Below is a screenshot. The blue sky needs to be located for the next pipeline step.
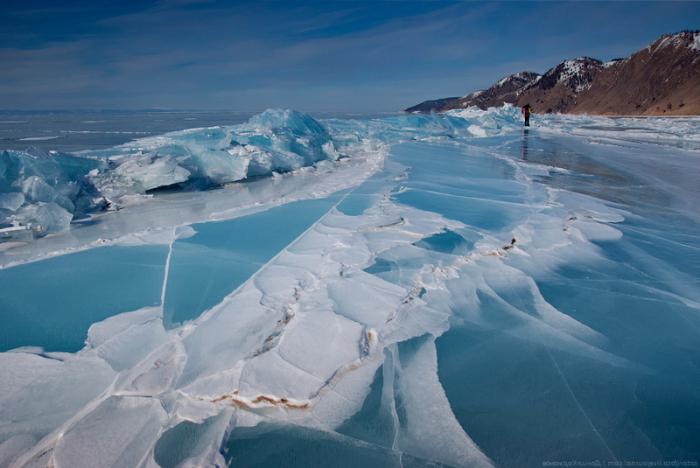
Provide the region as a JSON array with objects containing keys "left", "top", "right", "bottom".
[{"left": 1, "top": 0, "right": 698, "bottom": 112}]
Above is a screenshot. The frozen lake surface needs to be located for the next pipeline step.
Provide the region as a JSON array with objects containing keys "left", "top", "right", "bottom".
[{"left": 1, "top": 107, "right": 699, "bottom": 467}]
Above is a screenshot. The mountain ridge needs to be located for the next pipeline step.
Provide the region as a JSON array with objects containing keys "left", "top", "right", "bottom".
[{"left": 406, "top": 30, "right": 700, "bottom": 115}]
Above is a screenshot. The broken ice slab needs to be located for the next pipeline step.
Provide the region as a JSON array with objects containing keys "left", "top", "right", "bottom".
[
  {"left": 153, "top": 411, "right": 232, "bottom": 468},
  {"left": 0, "top": 139, "right": 379, "bottom": 269},
  {"left": 335, "top": 163, "right": 400, "bottom": 216},
  {"left": 224, "top": 423, "right": 405, "bottom": 468},
  {"left": 162, "top": 194, "right": 342, "bottom": 326},
  {"left": 0, "top": 245, "right": 167, "bottom": 352},
  {"left": 1, "top": 109, "right": 699, "bottom": 466},
  {"left": 51, "top": 396, "right": 168, "bottom": 467},
  {"left": 87, "top": 109, "right": 340, "bottom": 203}
]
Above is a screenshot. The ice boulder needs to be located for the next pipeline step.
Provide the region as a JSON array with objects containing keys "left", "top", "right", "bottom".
[
  {"left": 86, "top": 110, "right": 341, "bottom": 201},
  {"left": 0, "top": 148, "right": 102, "bottom": 237},
  {"left": 328, "top": 109, "right": 517, "bottom": 145},
  {"left": 0, "top": 111, "right": 341, "bottom": 240},
  {"left": 12, "top": 202, "right": 73, "bottom": 235},
  {"left": 0, "top": 192, "right": 24, "bottom": 212},
  {"left": 446, "top": 104, "right": 523, "bottom": 135},
  {"left": 235, "top": 109, "right": 340, "bottom": 176},
  {"left": 88, "top": 150, "right": 193, "bottom": 201}
]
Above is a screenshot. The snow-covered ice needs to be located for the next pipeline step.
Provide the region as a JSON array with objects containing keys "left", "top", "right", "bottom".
[{"left": 1, "top": 107, "right": 699, "bottom": 467}]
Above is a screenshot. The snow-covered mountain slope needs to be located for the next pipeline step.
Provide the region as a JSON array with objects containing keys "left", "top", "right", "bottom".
[
  {"left": 407, "top": 30, "right": 700, "bottom": 115},
  {"left": 573, "top": 30, "right": 700, "bottom": 115},
  {"left": 406, "top": 71, "right": 540, "bottom": 113},
  {"left": 516, "top": 57, "right": 602, "bottom": 113}
]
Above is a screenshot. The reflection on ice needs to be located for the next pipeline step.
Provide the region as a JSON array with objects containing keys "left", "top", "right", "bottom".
[{"left": 1, "top": 108, "right": 699, "bottom": 467}]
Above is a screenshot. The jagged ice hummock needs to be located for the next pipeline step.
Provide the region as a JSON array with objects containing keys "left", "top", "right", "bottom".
[{"left": 1, "top": 106, "right": 699, "bottom": 467}]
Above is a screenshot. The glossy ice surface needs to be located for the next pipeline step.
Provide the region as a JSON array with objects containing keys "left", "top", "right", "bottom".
[{"left": 0, "top": 107, "right": 699, "bottom": 467}]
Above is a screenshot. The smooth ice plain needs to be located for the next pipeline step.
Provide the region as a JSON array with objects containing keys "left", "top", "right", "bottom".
[{"left": 1, "top": 107, "right": 699, "bottom": 467}]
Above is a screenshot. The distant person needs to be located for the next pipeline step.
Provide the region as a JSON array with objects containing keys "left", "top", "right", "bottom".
[{"left": 521, "top": 104, "right": 533, "bottom": 127}]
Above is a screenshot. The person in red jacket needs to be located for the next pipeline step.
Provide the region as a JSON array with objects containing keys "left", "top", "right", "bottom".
[{"left": 521, "top": 104, "right": 533, "bottom": 127}]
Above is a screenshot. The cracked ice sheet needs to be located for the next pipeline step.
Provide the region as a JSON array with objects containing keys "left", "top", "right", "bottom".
[
  {"left": 5, "top": 157, "right": 635, "bottom": 468},
  {"left": 2, "top": 136, "right": 675, "bottom": 467},
  {"left": 0, "top": 109, "right": 698, "bottom": 468},
  {"left": 5, "top": 189, "right": 466, "bottom": 467},
  {"left": 0, "top": 141, "right": 385, "bottom": 269},
  {"left": 2, "top": 133, "right": 644, "bottom": 466}
]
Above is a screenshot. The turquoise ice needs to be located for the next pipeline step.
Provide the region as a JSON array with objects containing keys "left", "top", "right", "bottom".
[{"left": 0, "top": 107, "right": 699, "bottom": 467}]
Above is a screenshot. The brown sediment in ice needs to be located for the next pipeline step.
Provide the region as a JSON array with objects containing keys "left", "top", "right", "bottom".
[{"left": 211, "top": 391, "right": 311, "bottom": 410}]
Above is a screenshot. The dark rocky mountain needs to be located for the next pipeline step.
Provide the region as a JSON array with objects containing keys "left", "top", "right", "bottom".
[
  {"left": 406, "top": 30, "right": 700, "bottom": 115},
  {"left": 404, "top": 96, "right": 460, "bottom": 113},
  {"left": 405, "top": 72, "right": 540, "bottom": 113},
  {"left": 517, "top": 57, "right": 603, "bottom": 113},
  {"left": 571, "top": 31, "right": 700, "bottom": 115}
]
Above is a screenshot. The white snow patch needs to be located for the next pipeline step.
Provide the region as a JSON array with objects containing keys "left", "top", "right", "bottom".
[
  {"left": 691, "top": 32, "right": 700, "bottom": 51},
  {"left": 557, "top": 59, "right": 597, "bottom": 92},
  {"left": 462, "top": 89, "right": 485, "bottom": 99},
  {"left": 18, "top": 136, "right": 60, "bottom": 141}
]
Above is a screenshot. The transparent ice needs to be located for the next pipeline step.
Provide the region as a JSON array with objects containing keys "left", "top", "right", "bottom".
[{"left": 0, "top": 106, "right": 699, "bottom": 467}]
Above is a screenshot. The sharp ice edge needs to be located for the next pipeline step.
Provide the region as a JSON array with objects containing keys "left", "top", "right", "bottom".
[
  {"left": 2, "top": 109, "right": 699, "bottom": 466},
  {"left": 389, "top": 337, "right": 493, "bottom": 467},
  {"left": 0, "top": 109, "right": 342, "bottom": 241},
  {"left": 445, "top": 106, "right": 700, "bottom": 145},
  {"left": 4, "top": 106, "right": 698, "bottom": 249},
  {"left": 4, "top": 153, "right": 641, "bottom": 467},
  {"left": 0, "top": 133, "right": 388, "bottom": 269}
]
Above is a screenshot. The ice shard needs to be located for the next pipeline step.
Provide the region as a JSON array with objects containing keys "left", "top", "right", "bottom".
[{"left": 1, "top": 107, "right": 699, "bottom": 467}]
